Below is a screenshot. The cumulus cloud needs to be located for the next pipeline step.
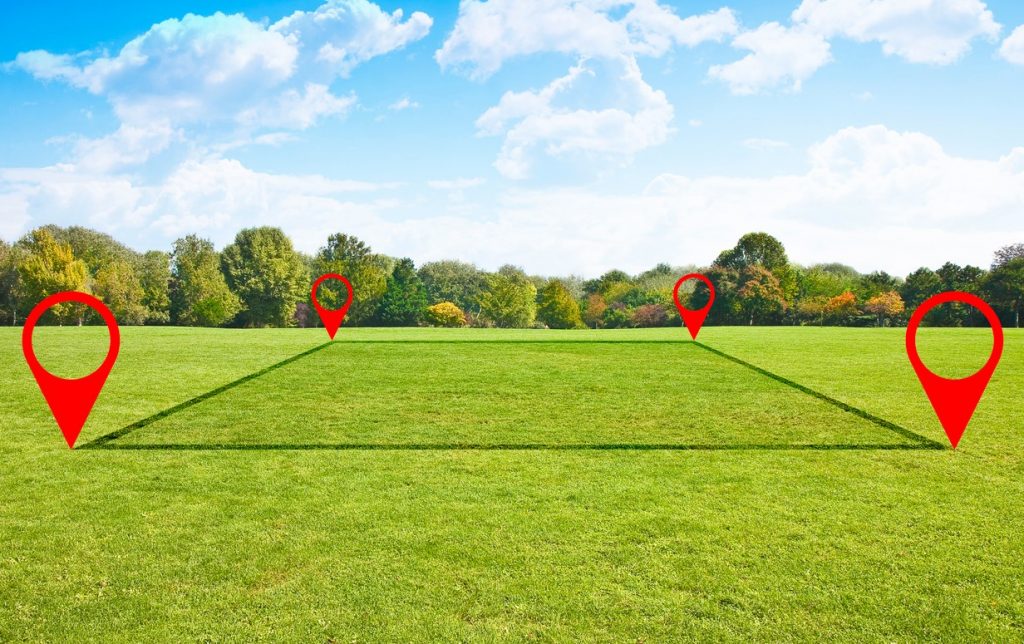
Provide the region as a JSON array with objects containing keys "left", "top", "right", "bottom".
[
  {"left": 2, "top": 126, "right": 1019, "bottom": 276},
  {"left": 1000, "top": 25, "right": 1024, "bottom": 65},
  {"left": 709, "top": 22, "right": 832, "bottom": 94},
  {"left": 793, "top": 0, "right": 1000, "bottom": 64},
  {"left": 711, "top": 0, "right": 1000, "bottom": 94},
  {"left": 436, "top": 1, "right": 737, "bottom": 79},
  {"left": 475, "top": 56, "right": 674, "bottom": 179},
  {"left": 8, "top": 1, "right": 431, "bottom": 167}
]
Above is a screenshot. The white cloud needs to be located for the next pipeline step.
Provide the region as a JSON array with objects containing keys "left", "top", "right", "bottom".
[
  {"left": 388, "top": 97, "right": 420, "bottom": 111},
  {"left": 436, "top": 1, "right": 737, "bottom": 79},
  {"left": 475, "top": 56, "right": 673, "bottom": 179},
  {"left": 743, "top": 137, "right": 790, "bottom": 150},
  {"left": 3, "top": 126, "right": 1019, "bottom": 276},
  {"left": 709, "top": 22, "right": 832, "bottom": 94},
  {"left": 1000, "top": 25, "right": 1024, "bottom": 65},
  {"left": 793, "top": 0, "right": 1001, "bottom": 64},
  {"left": 427, "top": 178, "right": 485, "bottom": 190},
  {"left": 273, "top": 0, "right": 432, "bottom": 76},
  {"left": 9, "top": 1, "right": 432, "bottom": 165}
]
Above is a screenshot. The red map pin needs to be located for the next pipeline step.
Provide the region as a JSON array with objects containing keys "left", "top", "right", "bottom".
[
  {"left": 22, "top": 291, "right": 120, "bottom": 449},
  {"left": 673, "top": 273, "right": 715, "bottom": 340},
  {"left": 311, "top": 273, "right": 354, "bottom": 340},
  {"left": 906, "top": 291, "right": 1003, "bottom": 449}
]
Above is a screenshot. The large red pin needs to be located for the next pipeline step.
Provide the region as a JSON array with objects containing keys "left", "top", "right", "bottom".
[
  {"left": 22, "top": 291, "right": 120, "bottom": 449},
  {"left": 311, "top": 273, "right": 354, "bottom": 340},
  {"left": 906, "top": 291, "right": 1003, "bottom": 449},
  {"left": 673, "top": 273, "right": 715, "bottom": 340}
]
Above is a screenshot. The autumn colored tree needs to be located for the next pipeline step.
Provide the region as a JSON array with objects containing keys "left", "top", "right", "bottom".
[
  {"left": 864, "top": 290, "right": 905, "bottom": 327},
  {"left": 737, "top": 266, "right": 786, "bottom": 325},
  {"left": 582, "top": 294, "right": 607, "bottom": 328},
  {"left": 424, "top": 301, "right": 467, "bottom": 327},
  {"left": 824, "top": 291, "right": 859, "bottom": 324}
]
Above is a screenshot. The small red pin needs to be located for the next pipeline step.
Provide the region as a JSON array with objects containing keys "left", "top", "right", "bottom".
[
  {"left": 906, "top": 291, "right": 1003, "bottom": 449},
  {"left": 22, "top": 292, "right": 120, "bottom": 449},
  {"left": 311, "top": 273, "right": 354, "bottom": 340},
  {"left": 673, "top": 273, "right": 715, "bottom": 340}
]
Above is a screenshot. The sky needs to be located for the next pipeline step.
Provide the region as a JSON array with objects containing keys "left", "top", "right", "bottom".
[{"left": 1, "top": 0, "right": 1023, "bottom": 277}]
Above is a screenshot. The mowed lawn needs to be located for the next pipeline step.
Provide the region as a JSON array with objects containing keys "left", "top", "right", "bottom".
[{"left": 1, "top": 326, "right": 1022, "bottom": 640}]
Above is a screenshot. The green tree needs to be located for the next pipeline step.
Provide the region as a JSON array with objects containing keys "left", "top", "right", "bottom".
[
  {"left": 17, "top": 229, "right": 88, "bottom": 325},
  {"left": 537, "top": 280, "right": 585, "bottom": 329},
  {"left": 933, "top": 262, "right": 987, "bottom": 326},
  {"left": 170, "top": 235, "right": 240, "bottom": 327},
  {"left": 737, "top": 265, "right": 786, "bottom": 325},
  {"left": 418, "top": 260, "right": 486, "bottom": 312},
  {"left": 984, "top": 257, "right": 1024, "bottom": 328},
  {"left": 714, "top": 232, "right": 789, "bottom": 273},
  {"left": 138, "top": 250, "right": 171, "bottom": 324},
  {"left": 992, "top": 243, "right": 1024, "bottom": 269},
  {"left": 35, "top": 225, "right": 138, "bottom": 276},
  {"left": 478, "top": 265, "right": 537, "bottom": 328},
  {"left": 901, "top": 267, "right": 942, "bottom": 310},
  {"left": 313, "top": 233, "right": 389, "bottom": 325},
  {"left": 376, "top": 258, "right": 428, "bottom": 326},
  {"left": 0, "top": 240, "right": 24, "bottom": 325},
  {"left": 857, "top": 271, "right": 902, "bottom": 301},
  {"left": 94, "top": 260, "right": 147, "bottom": 325},
  {"left": 221, "top": 227, "right": 307, "bottom": 327}
]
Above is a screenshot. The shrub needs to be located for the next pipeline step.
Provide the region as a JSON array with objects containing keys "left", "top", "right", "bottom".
[
  {"left": 632, "top": 303, "right": 669, "bottom": 327},
  {"left": 424, "top": 301, "right": 467, "bottom": 327}
]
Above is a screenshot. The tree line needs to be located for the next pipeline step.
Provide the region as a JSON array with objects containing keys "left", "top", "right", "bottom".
[{"left": 0, "top": 226, "right": 1021, "bottom": 329}]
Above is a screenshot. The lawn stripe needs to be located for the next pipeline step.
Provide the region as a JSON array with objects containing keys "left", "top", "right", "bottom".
[
  {"left": 693, "top": 341, "right": 945, "bottom": 448},
  {"left": 89, "top": 442, "right": 943, "bottom": 451},
  {"left": 79, "top": 341, "right": 334, "bottom": 449}
]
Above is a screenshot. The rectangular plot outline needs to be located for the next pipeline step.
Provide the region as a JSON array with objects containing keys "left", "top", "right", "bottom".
[{"left": 80, "top": 340, "right": 946, "bottom": 452}]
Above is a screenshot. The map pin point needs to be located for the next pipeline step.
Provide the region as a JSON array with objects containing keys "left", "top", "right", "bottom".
[
  {"left": 673, "top": 273, "right": 715, "bottom": 340},
  {"left": 906, "top": 291, "right": 1003, "bottom": 449},
  {"left": 311, "top": 273, "right": 354, "bottom": 340},
  {"left": 22, "top": 292, "right": 120, "bottom": 449}
]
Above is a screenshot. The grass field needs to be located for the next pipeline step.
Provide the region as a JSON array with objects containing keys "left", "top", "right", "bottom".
[{"left": 2, "top": 325, "right": 1022, "bottom": 640}]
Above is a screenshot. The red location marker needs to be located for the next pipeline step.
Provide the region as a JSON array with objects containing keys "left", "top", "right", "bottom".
[
  {"left": 673, "top": 273, "right": 715, "bottom": 340},
  {"left": 906, "top": 291, "right": 1003, "bottom": 449},
  {"left": 22, "top": 292, "right": 120, "bottom": 449},
  {"left": 311, "top": 273, "right": 354, "bottom": 340}
]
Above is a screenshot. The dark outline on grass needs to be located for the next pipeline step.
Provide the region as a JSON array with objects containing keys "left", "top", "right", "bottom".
[{"left": 80, "top": 339, "right": 945, "bottom": 452}]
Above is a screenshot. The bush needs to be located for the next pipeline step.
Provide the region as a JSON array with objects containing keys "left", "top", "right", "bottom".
[
  {"left": 602, "top": 303, "right": 633, "bottom": 329},
  {"left": 424, "top": 301, "right": 467, "bottom": 327},
  {"left": 632, "top": 303, "right": 670, "bottom": 327}
]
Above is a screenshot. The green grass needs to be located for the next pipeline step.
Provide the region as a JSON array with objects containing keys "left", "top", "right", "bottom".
[{"left": 2, "top": 326, "right": 1023, "bottom": 641}]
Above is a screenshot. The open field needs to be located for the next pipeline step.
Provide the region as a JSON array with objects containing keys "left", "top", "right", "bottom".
[{"left": 2, "top": 326, "right": 1023, "bottom": 640}]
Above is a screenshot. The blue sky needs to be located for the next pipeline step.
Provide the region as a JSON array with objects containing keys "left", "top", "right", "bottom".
[{"left": 2, "top": 0, "right": 1023, "bottom": 276}]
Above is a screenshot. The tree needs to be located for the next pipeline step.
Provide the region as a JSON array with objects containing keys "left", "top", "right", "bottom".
[
  {"left": 714, "top": 232, "right": 789, "bottom": 273},
  {"left": 901, "top": 268, "right": 942, "bottom": 310},
  {"left": 582, "top": 294, "right": 607, "bottom": 328},
  {"left": 138, "top": 250, "right": 171, "bottom": 324},
  {"left": 17, "top": 229, "right": 88, "bottom": 325},
  {"left": 824, "top": 291, "right": 859, "bottom": 324},
  {"left": 699, "top": 265, "right": 742, "bottom": 326},
  {"left": 424, "top": 301, "right": 467, "bottom": 327},
  {"left": 796, "top": 295, "right": 829, "bottom": 326},
  {"left": 94, "top": 260, "right": 147, "bottom": 325},
  {"left": 376, "top": 258, "right": 428, "bottom": 326},
  {"left": 737, "top": 266, "right": 786, "bottom": 325},
  {"left": 864, "top": 291, "right": 905, "bottom": 327},
  {"left": 0, "top": 241, "right": 24, "bottom": 325},
  {"left": 478, "top": 265, "right": 536, "bottom": 328},
  {"left": 933, "top": 262, "right": 987, "bottom": 326},
  {"left": 170, "top": 235, "right": 241, "bottom": 327},
  {"left": 221, "top": 227, "right": 307, "bottom": 327},
  {"left": 313, "top": 233, "right": 389, "bottom": 325},
  {"left": 35, "top": 225, "right": 138, "bottom": 276},
  {"left": 418, "top": 260, "right": 486, "bottom": 313},
  {"left": 993, "top": 243, "right": 1024, "bottom": 269},
  {"left": 984, "top": 257, "right": 1024, "bottom": 328},
  {"left": 857, "top": 271, "right": 902, "bottom": 301},
  {"left": 537, "top": 280, "right": 585, "bottom": 329}
]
